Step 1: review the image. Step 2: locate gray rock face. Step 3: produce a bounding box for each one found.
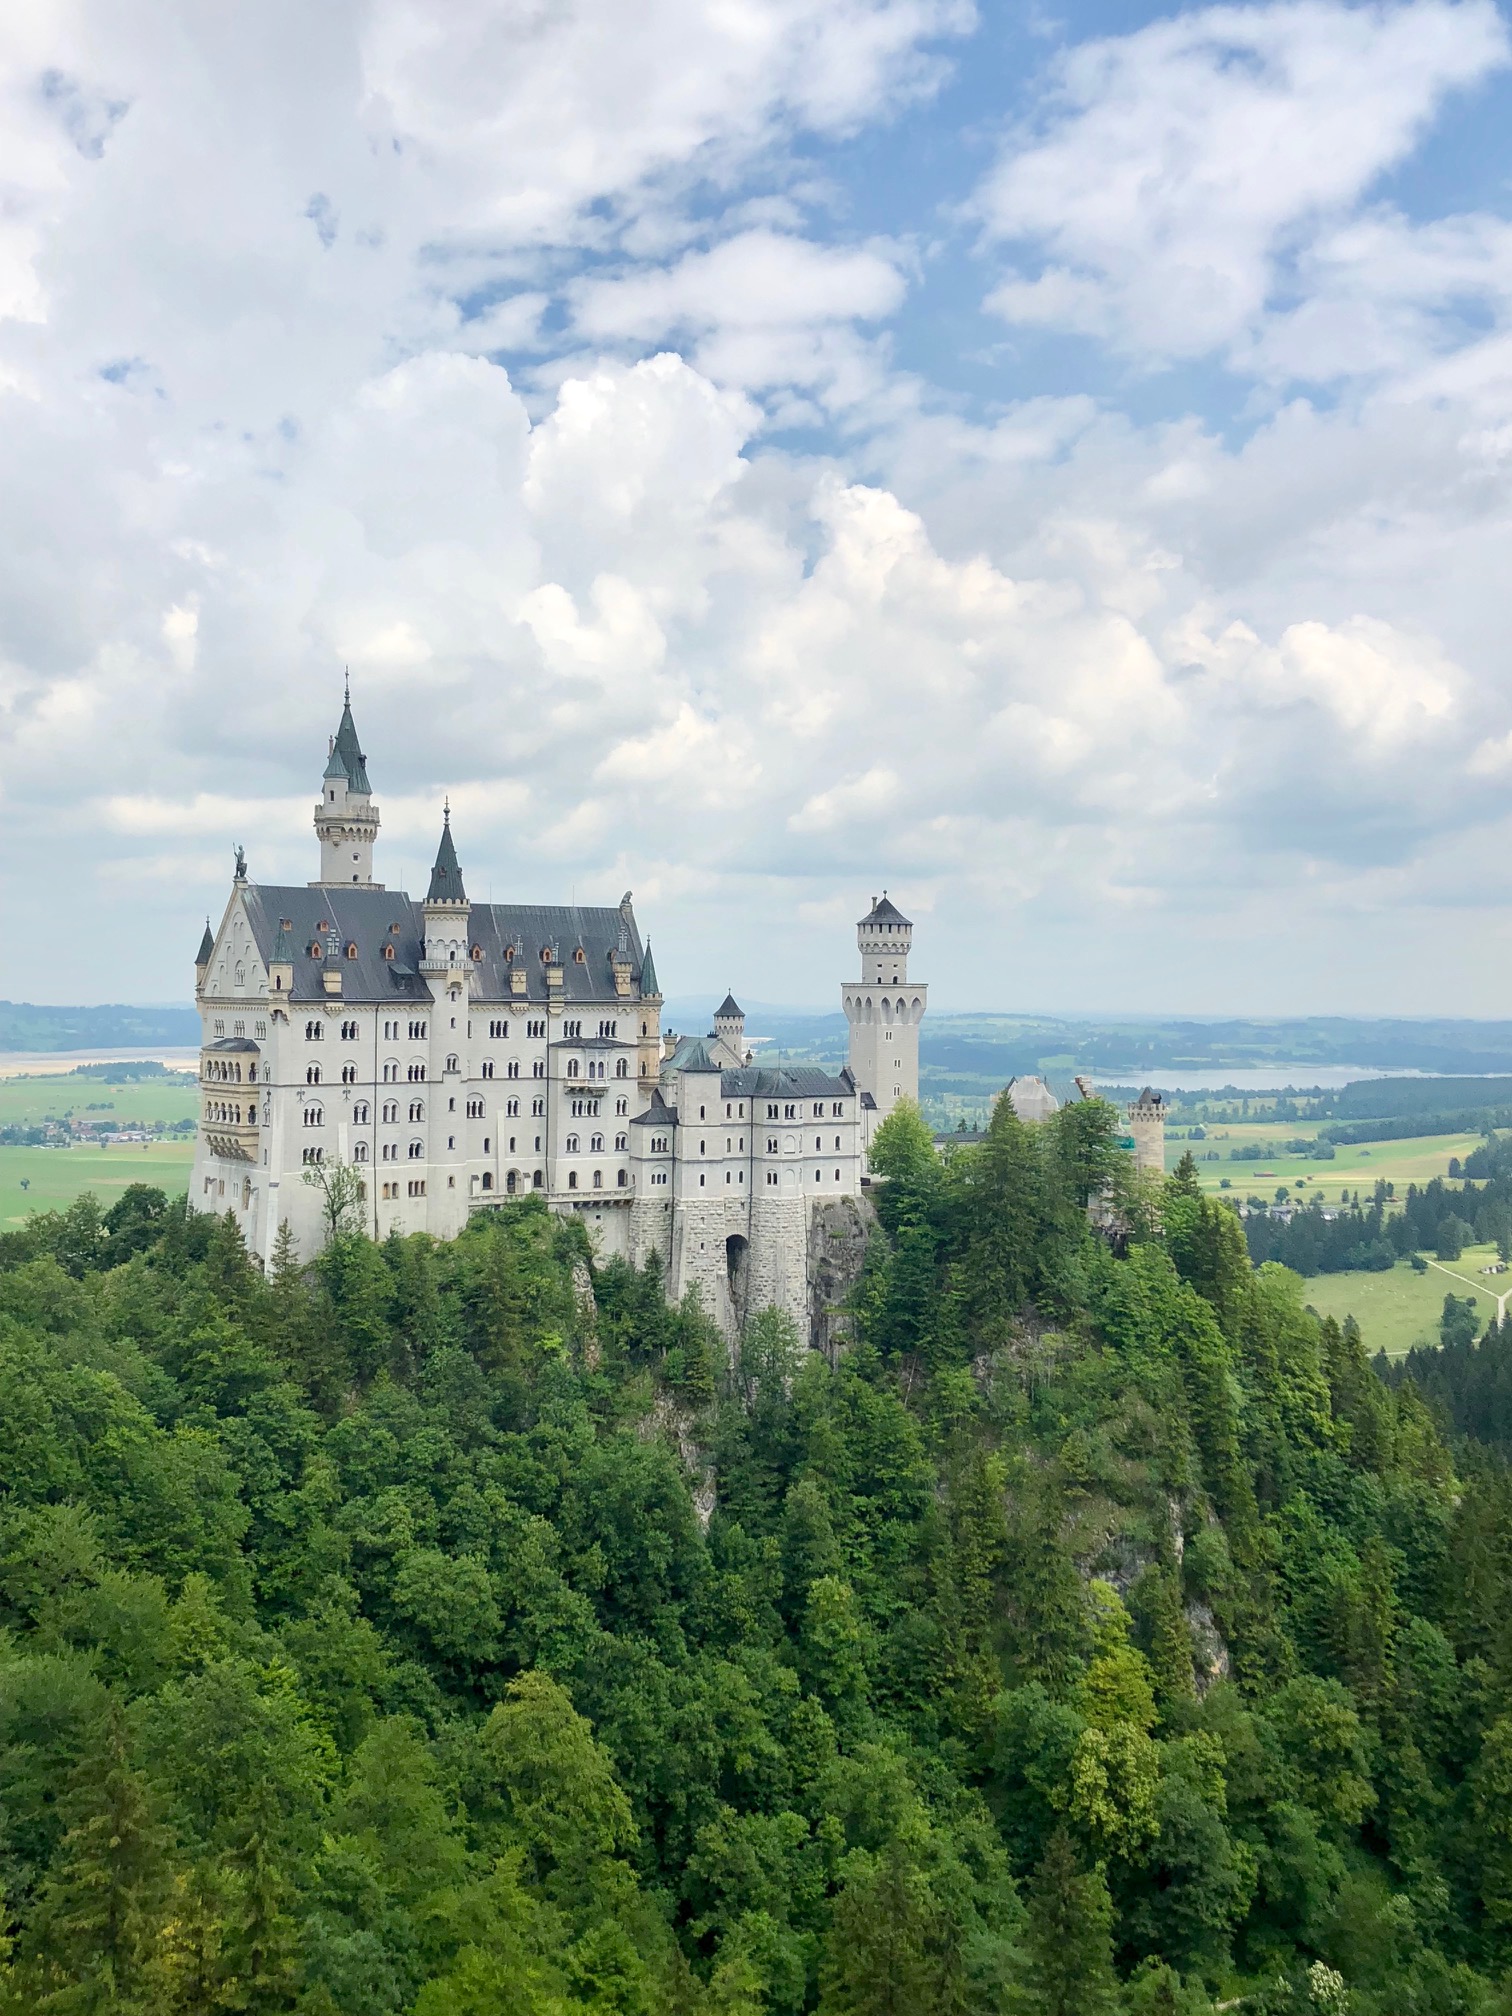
[807,1193,877,1359]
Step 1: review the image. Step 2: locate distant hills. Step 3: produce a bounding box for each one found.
[13,999,1512,1082]
[0,1001,200,1053]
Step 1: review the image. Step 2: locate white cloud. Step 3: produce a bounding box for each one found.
[979,0,1510,362]
[6,0,1512,1013]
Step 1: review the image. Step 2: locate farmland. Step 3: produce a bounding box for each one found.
[0,1067,198,1229]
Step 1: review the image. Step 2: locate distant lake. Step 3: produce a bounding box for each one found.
[0,1047,200,1079]
[1102,1066,1444,1094]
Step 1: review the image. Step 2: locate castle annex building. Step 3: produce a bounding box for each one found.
[191,696,926,1338]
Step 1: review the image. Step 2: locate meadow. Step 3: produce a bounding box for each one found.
[1301,1241,1510,1359]
[0,1067,199,1131]
[1166,1115,1483,1203]
[0,1068,199,1229]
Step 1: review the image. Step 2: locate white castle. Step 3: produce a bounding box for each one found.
[190,695,927,1339]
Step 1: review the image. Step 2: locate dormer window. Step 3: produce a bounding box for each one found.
[540,947,553,964]
[574,946,586,963]
[345,942,357,959]
[471,945,483,961]
[309,942,322,958]
[382,943,395,961]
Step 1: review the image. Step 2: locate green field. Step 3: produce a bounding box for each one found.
[1302,1241,1511,1359]
[0,1141,194,1229]
[0,1070,199,1231]
[1170,1117,1482,1204]
[0,1068,199,1131]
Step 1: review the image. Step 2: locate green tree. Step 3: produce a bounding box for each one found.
[1013,1826,1119,2016]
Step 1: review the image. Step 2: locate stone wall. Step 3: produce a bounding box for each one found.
[807,1192,877,1360]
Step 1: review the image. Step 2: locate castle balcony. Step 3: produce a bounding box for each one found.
[204,1123,259,1163]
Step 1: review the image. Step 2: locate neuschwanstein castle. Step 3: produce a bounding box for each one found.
[191,694,926,1339]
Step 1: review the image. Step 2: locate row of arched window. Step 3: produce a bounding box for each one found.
[204,1058,254,1083]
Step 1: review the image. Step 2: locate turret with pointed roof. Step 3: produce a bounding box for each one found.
[313,678,382,888]
[712,990,745,1060]
[639,939,661,1000]
[422,802,470,973]
[426,802,467,905]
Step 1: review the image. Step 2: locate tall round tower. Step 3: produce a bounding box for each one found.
[313,681,381,887]
[841,893,927,1163]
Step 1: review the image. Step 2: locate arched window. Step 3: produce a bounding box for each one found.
[566,1133,579,1153]
[592,1170,602,1188]
[408,1063,426,1082]
[353,1141,369,1162]
[408,1140,424,1160]
[590,1133,604,1152]
[408,1099,424,1122]
[382,1100,397,1123]
[615,1057,628,1077]
[305,1020,323,1040]
[382,943,395,960]
[303,1105,323,1127]
[341,1063,356,1084]
[615,1132,627,1151]
[306,1064,321,1085]
[617,1169,628,1187]
[532,1170,543,1189]
[481,1171,493,1191]
[482,1060,495,1079]
[567,1170,578,1189]
[345,942,358,959]
[354,1101,370,1123]
[446,1054,459,1074]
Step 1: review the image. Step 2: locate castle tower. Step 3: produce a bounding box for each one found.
[712,991,745,1060]
[637,939,664,1086]
[842,893,927,1163]
[313,681,381,887]
[1127,1088,1166,1182]
[421,803,469,971]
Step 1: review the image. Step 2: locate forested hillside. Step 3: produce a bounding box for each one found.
[0,1100,1507,2014]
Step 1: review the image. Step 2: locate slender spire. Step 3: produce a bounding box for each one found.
[196,918,214,966]
[324,684,372,793]
[640,939,660,998]
[426,804,467,904]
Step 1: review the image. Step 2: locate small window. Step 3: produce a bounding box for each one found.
[574,946,586,963]
[345,942,357,959]
[382,943,394,960]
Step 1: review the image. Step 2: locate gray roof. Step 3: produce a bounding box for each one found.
[196,919,214,965]
[327,693,372,794]
[667,1035,721,1073]
[238,884,648,1007]
[720,1064,855,1099]
[714,992,743,1019]
[861,893,910,926]
[426,811,466,904]
[207,1036,260,1053]
[630,1090,678,1131]
[639,939,660,997]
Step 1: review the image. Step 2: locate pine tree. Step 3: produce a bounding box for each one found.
[1014,1827,1120,2016]
[19,1703,171,2012]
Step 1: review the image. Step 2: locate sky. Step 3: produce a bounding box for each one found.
[3,0,1512,1015]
